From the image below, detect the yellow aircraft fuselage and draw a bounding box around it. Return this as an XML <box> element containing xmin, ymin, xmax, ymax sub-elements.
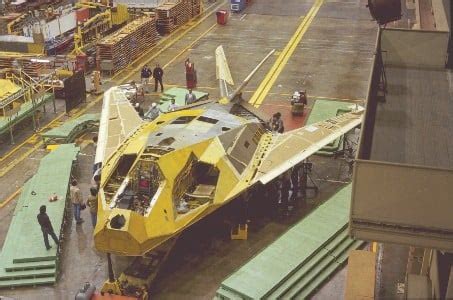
<box><xmin>94</xmin><ymin>107</ymin><xmax>268</xmax><ymax>256</ymax></box>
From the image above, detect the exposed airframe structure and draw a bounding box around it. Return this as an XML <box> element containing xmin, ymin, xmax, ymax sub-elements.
<box><xmin>93</xmin><ymin>46</ymin><xmax>364</xmax><ymax>257</ymax></box>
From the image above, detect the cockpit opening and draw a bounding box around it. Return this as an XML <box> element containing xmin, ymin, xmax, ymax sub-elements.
<box><xmin>104</xmin><ymin>154</ymin><xmax>138</xmax><ymax>203</ymax></box>
<box><xmin>104</xmin><ymin>153</ymin><xmax>164</xmax><ymax>216</ymax></box>
<box><xmin>173</xmin><ymin>156</ymin><xmax>220</xmax><ymax>216</ymax></box>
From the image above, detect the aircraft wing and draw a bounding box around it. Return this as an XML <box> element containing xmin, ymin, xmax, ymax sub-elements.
<box><xmin>94</xmin><ymin>87</ymin><xmax>143</xmax><ymax>165</ymax></box>
<box><xmin>253</xmin><ymin>108</ymin><xmax>363</xmax><ymax>184</ymax></box>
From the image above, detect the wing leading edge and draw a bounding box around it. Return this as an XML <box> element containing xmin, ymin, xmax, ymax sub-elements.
<box><xmin>95</xmin><ymin>87</ymin><xmax>144</xmax><ymax>165</ymax></box>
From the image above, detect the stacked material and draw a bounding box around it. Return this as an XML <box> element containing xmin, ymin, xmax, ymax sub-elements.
<box><xmin>0</xmin><ymin>144</ymin><xmax>79</xmax><ymax>288</ymax></box>
<box><xmin>156</xmin><ymin>0</ymin><xmax>202</xmax><ymax>35</ymax></box>
<box><xmin>305</xmin><ymin>99</ymin><xmax>355</xmax><ymax>156</ymax></box>
<box><xmin>190</xmin><ymin>0</ymin><xmax>202</xmax><ymax>18</ymax></box>
<box><xmin>216</xmin><ymin>184</ymin><xmax>365</xmax><ymax>299</ymax></box>
<box><xmin>97</xmin><ymin>15</ymin><xmax>159</xmax><ymax>73</ymax></box>
<box><xmin>41</xmin><ymin>113</ymin><xmax>100</xmax><ymax>146</ymax></box>
<box><xmin>0</xmin><ymin>52</ymin><xmax>45</xmax><ymax>78</ymax></box>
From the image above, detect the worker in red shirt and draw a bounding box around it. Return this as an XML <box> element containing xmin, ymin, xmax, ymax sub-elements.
<box><xmin>185</xmin><ymin>58</ymin><xmax>197</xmax><ymax>89</ymax></box>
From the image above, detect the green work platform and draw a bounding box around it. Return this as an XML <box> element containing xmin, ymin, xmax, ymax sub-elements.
<box><xmin>0</xmin><ymin>144</ymin><xmax>79</xmax><ymax>288</ymax></box>
<box><xmin>41</xmin><ymin>113</ymin><xmax>100</xmax><ymax>146</ymax></box>
<box><xmin>306</xmin><ymin>99</ymin><xmax>356</xmax><ymax>156</ymax></box>
<box><xmin>216</xmin><ymin>184</ymin><xmax>364</xmax><ymax>300</ymax></box>
<box><xmin>158</xmin><ymin>87</ymin><xmax>209</xmax><ymax>112</ymax></box>
<box><xmin>0</xmin><ymin>93</ymin><xmax>54</xmax><ymax>137</ymax></box>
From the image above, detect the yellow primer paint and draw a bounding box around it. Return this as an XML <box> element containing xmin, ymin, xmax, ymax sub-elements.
<box><xmin>248</xmin><ymin>0</ymin><xmax>324</xmax><ymax>108</ymax></box>
<box><xmin>94</xmin><ymin>109</ymin><xmax>258</xmax><ymax>256</ymax></box>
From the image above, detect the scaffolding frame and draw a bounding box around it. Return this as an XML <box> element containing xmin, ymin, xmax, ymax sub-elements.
<box><xmin>0</xmin><ymin>68</ymin><xmax>56</xmax><ymax>144</ymax></box>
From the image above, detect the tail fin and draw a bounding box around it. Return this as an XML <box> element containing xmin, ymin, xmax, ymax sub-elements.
<box><xmin>215</xmin><ymin>46</ymin><xmax>235</xmax><ymax>99</ymax></box>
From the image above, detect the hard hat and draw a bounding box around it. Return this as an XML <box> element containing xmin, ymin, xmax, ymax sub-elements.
<box><xmin>152</xmin><ymin>102</ymin><xmax>157</xmax><ymax>107</ymax></box>
<box><xmin>135</xmin><ymin>103</ymin><xmax>139</xmax><ymax>107</ymax></box>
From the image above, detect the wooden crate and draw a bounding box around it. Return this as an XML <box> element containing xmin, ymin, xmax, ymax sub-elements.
<box><xmin>96</xmin><ymin>15</ymin><xmax>159</xmax><ymax>74</ymax></box>
<box><xmin>156</xmin><ymin>0</ymin><xmax>201</xmax><ymax>35</ymax></box>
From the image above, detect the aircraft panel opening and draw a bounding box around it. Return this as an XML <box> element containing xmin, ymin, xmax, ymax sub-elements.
<box><xmin>158</xmin><ymin>137</ymin><xmax>176</xmax><ymax>146</ymax></box>
<box><xmin>119</xmin><ymin>160</ymin><xmax>163</xmax><ymax>215</ymax></box>
<box><xmin>197</xmin><ymin>116</ymin><xmax>219</xmax><ymax>124</ymax></box>
<box><xmin>171</xmin><ymin>116</ymin><xmax>196</xmax><ymax>124</ymax></box>
<box><xmin>173</xmin><ymin>155</ymin><xmax>220</xmax><ymax>216</ymax></box>
<box><xmin>104</xmin><ymin>154</ymin><xmax>138</xmax><ymax>203</ymax></box>
<box><xmin>104</xmin><ymin>153</ymin><xmax>164</xmax><ymax>216</ymax></box>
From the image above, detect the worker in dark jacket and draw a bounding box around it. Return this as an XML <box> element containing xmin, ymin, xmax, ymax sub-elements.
<box><xmin>37</xmin><ymin>205</ymin><xmax>59</xmax><ymax>250</ymax></box>
<box><xmin>153</xmin><ymin>63</ymin><xmax>164</xmax><ymax>92</ymax></box>
<box><xmin>268</xmin><ymin>112</ymin><xmax>284</xmax><ymax>133</ymax></box>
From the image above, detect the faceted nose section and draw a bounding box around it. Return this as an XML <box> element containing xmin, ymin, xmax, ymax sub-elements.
<box><xmin>94</xmin><ymin>209</ymin><xmax>148</xmax><ymax>256</ymax></box>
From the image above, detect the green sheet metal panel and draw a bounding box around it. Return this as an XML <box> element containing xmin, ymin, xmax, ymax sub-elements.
<box><xmin>42</xmin><ymin>113</ymin><xmax>100</xmax><ymax>138</ymax></box>
<box><xmin>159</xmin><ymin>87</ymin><xmax>209</xmax><ymax>112</ymax></box>
<box><xmin>0</xmin><ymin>144</ymin><xmax>79</xmax><ymax>287</ymax></box>
<box><xmin>219</xmin><ymin>185</ymin><xmax>352</xmax><ymax>299</ymax></box>
<box><xmin>306</xmin><ymin>100</ymin><xmax>355</xmax><ymax>125</ymax></box>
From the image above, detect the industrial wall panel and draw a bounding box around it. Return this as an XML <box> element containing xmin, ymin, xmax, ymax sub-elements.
<box><xmin>381</xmin><ymin>28</ymin><xmax>449</xmax><ymax>68</ymax></box>
<box><xmin>350</xmin><ymin>160</ymin><xmax>453</xmax><ymax>250</ymax></box>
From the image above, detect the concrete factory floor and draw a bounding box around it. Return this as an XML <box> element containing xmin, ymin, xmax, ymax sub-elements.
<box><xmin>0</xmin><ymin>0</ymin><xmax>377</xmax><ymax>298</ymax></box>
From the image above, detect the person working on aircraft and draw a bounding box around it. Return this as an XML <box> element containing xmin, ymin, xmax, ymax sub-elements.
<box><xmin>37</xmin><ymin>205</ymin><xmax>59</xmax><ymax>250</ymax></box>
<box><xmin>144</xmin><ymin>102</ymin><xmax>162</xmax><ymax>120</ymax></box>
<box><xmin>135</xmin><ymin>102</ymin><xmax>145</xmax><ymax>117</ymax></box>
<box><xmin>185</xmin><ymin>89</ymin><xmax>196</xmax><ymax>105</ymax></box>
<box><xmin>168</xmin><ymin>99</ymin><xmax>179</xmax><ymax>112</ymax></box>
<box><xmin>268</xmin><ymin>112</ymin><xmax>284</xmax><ymax>133</ymax></box>
<box><xmin>153</xmin><ymin>63</ymin><xmax>164</xmax><ymax>92</ymax></box>
<box><xmin>86</xmin><ymin>187</ymin><xmax>98</xmax><ymax>227</ymax></box>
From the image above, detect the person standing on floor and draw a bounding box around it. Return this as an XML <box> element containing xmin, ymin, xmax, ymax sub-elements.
<box><xmin>185</xmin><ymin>89</ymin><xmax>197</xmax><ymax>105</ymax></box>
<box><xmin>185</xmin><ymin>58</ymin><xmax>197</xmax><ymax>89</ymax></box>
<box><xmin>153</xmin><ymin>63</ymin><xmax>164</xmax><ymax>92</ymax></box>
<box><xmin>86</xmin><ymin>187</ymin><xmax>98</xmax><ymax>227</ymax></box>
<box><xmin>70</xmin><ymin>179</ymin><xmax>84</xmax><ymax>224</ymax></box>
<box><xmin>140</xmin><ymin>65</ymin><xmax>152</xmax><ymax>87</ymax></box>
<box><xmin>37</xmin><ymin>205</ymin><xmax>59</xmax><ymax>250</ymax></box>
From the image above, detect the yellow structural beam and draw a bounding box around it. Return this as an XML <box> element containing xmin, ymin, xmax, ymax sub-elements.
<box><xmin>248</xmin><ymin>0</ymin><xmax>324</xmax><ymax>108</ymax></box>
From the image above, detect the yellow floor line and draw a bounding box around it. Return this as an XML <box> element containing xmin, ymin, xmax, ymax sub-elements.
<box><xmin>163</xmin><ymin>23</ymin><xmax>217</xmax><ymax>69</ymax></box>
<box><xmin>116</xmin><ymin>1</ymin><xmax>226</xmax><ymax>83</ymax></box>
<box><xmin>0</xmin><ymin>188</ymin><xmax>21</xmax><ymax>208</ymax></box>
<box><xmin>249</xmin><ymin>0</ymin><xmax>324</xmax><ymax>108</ymax></box>
<box><xmin>0</xmin><ymin>142</ymin><xmax>43</xmax><ymax>178</ymax></box>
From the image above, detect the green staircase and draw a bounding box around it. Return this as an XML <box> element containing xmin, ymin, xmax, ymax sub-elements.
<box><xmin>216</xmin><ymin>184</ymin><xmax>364</xmax><ymax>299</ymax></box>
<box><xmin>0</xmin><ymin>144</ymin><xmax>79</xmax><ymax>288</ymax></box>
